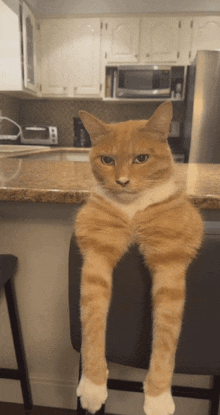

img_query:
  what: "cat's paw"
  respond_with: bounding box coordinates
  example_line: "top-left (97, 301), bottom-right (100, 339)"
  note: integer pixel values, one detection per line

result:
top-left (144, 390), bottom-right (175, 415)
top-left (77, 373), bottom-right (108, 414)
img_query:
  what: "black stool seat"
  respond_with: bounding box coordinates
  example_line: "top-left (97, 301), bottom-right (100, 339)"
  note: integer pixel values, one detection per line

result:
top-left (69, 233), bottom-right (220, 415)
top-left (0, 254), bottom-right (33, 414)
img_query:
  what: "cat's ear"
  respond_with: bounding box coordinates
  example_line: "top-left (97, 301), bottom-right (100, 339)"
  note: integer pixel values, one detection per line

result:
top-left (145, 101), bottom-right (173, 140)
top-left (79, 111), bottom-right (110, 145)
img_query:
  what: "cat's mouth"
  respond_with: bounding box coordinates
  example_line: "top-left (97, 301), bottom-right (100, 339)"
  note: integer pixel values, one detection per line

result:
top-left (112, 186), bottom-right (139, 195)
top-left (108, 186), bottom-right (143, 201)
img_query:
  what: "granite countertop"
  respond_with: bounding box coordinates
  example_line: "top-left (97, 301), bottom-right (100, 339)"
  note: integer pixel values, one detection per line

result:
top-left (0, 157), bottom-right (220, 209)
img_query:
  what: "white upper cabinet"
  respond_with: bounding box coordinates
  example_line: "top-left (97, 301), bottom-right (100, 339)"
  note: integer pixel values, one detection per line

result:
top-left (0, 0), bottom-right (38, 94)
top-left (101, 16), bottom-right (192, 66)
top-left (40, 19), bottom-right (72, 96)
top-left (140, 17), bottom-right (182, 63)
top-left (22, 1), bottom-right (37, 91)
top-left (0, 0), bottom-right (22, 91)
top-left (140, 17), bottom-right (192, 65)
top-left (40, 18), bottom-right (101, 97)
top-left (102, 18), bottom-right (139, 63)
top-left (190, 16), bottom-right (220, 62)
top-left (72, 18), bottom-right (101, 97)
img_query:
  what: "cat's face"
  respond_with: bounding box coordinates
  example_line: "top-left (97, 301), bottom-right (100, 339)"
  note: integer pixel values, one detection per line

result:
top-left (80, 102), bottom-right (174, 197)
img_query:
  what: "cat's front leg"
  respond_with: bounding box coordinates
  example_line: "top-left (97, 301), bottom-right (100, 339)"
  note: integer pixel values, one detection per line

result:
top-left (76, 249), bottom-right (115, 414)
top-left (77, 372), bottom-right (108, 414)
top-left (143, 263), bottom-right (187, 415)
top-left (144, 390), bottom-right (175, 415)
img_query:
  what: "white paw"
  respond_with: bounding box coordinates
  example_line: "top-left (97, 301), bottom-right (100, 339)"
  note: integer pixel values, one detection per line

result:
top-left (77, 374), bottom-right (108, 414)
top-left (144, 390), bottom-right (175, 415)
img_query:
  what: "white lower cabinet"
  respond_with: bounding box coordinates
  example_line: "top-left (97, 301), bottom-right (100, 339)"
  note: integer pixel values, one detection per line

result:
top-left (40, 17), bottom-right (101, 98)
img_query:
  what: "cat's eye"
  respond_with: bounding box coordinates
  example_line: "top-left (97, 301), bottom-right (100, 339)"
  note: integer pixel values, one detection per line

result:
top-left (133, 154), bottom-right (149, 164)
top-left (101, 156), bottom-right (115, 165)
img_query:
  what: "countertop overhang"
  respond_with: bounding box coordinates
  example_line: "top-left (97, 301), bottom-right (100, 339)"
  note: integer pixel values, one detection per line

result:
top-left (0, 158), bottom-right (220, 209)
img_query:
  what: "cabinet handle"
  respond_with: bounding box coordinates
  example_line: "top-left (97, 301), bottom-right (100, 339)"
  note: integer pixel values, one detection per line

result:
top-left (134, 54), bottom-right (138, 58)
top-left (146, 54), bottom-right (150, 57)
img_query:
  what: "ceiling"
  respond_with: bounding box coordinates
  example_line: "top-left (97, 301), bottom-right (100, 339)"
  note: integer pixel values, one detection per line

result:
top-left (25, 0), bottom-right (220, 17)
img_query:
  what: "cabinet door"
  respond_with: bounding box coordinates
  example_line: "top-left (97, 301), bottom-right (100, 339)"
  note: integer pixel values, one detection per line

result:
top-left (0, 0), bottom-right (22, 91)
top-left (22, 2), bottom-right (37, 91)
top-left (40, 19), bottom-right (72, 96)
top-left (140, 17), bottom-right (181, 63)
top-left (191, 17), bottom-right (220, 61)
top-left (102, 18), bottom-right (139, 63)
top-left (73, 18), bottom-right (101, 97)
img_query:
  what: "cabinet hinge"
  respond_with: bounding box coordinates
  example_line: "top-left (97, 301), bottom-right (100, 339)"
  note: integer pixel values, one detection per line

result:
top-left (189, 51), bottom-right (191, 59)
top-left (39, 84), bottom-right (42, 92)
top-left (105, 23), bottom-right (108, 30)
top-left (105, 52), bottom-right (107, 59)
top-left (100, 21), bottom-right (103, 29)
top-left (190, 20), bottom-right (193, 29)
top-left (177, 51), bottom-right (180, 59)
top-left (100, 83), bottom-right (102, 92)
top-left (37, 23), bottom-right (40, 31)
top-left (178, 21), bottom-right (181, 29)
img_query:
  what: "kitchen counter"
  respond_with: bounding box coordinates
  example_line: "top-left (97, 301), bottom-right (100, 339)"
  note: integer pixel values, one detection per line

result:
top-left (0, 157), bottom-right (220, 209)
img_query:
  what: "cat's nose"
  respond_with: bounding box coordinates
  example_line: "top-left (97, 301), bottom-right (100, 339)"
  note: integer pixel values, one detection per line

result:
top-left (116, 178), bottom-right (130, 187)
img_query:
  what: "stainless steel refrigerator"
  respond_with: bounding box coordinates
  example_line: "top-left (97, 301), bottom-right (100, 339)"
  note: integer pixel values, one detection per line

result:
top-left (184, 50), bottom-right (220, 163)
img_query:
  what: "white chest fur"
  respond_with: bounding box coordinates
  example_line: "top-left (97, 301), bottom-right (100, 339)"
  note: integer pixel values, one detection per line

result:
top-left (94, 178), bottom-right (177, 219)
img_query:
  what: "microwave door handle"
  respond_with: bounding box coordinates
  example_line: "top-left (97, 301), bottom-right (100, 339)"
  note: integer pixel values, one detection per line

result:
top-left (24, 127), bottom-right (48, 131)
top-left (117, 88), bottom-right (170, 97)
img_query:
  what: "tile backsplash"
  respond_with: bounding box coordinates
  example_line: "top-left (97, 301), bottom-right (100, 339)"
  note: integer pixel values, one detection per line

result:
top-left (0, 94), bottom-right (21, 124)
top-left (0, 94), bottom-right (186, 147)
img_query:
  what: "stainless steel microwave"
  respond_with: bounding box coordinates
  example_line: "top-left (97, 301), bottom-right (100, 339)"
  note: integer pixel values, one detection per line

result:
top-left (111, 65), bottom-right (186, 99)
top-left (20, 126), bottom-right (58, 145)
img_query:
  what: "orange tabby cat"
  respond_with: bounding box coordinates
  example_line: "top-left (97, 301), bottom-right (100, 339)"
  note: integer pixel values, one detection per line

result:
top-left (75, 102), bottom-right (203, 415)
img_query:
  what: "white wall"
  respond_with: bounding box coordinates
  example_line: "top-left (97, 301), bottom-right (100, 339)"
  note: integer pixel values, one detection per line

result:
top-left (27, 0), bottom-right (220, 16)
top-left (0, 201), bottom-right (219, 415)
top-left (0, 202), bottom-right (80, 409)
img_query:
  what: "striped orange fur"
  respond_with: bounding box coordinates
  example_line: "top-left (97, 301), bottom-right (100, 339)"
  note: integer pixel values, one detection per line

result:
top-left (75, 102), bottom-right (203, 415)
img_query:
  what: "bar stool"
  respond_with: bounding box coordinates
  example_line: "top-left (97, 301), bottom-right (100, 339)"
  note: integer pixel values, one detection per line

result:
top-left (69, 233), bottom-right (220, 415)
top-left (0, 255), bottom-right (33, 414)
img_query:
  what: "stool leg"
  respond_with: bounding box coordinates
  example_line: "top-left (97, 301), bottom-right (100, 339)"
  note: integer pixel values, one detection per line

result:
top-left (210, 376), bottom-right (220, 415)
top-left (4, 279), bottom-right (33, 414)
